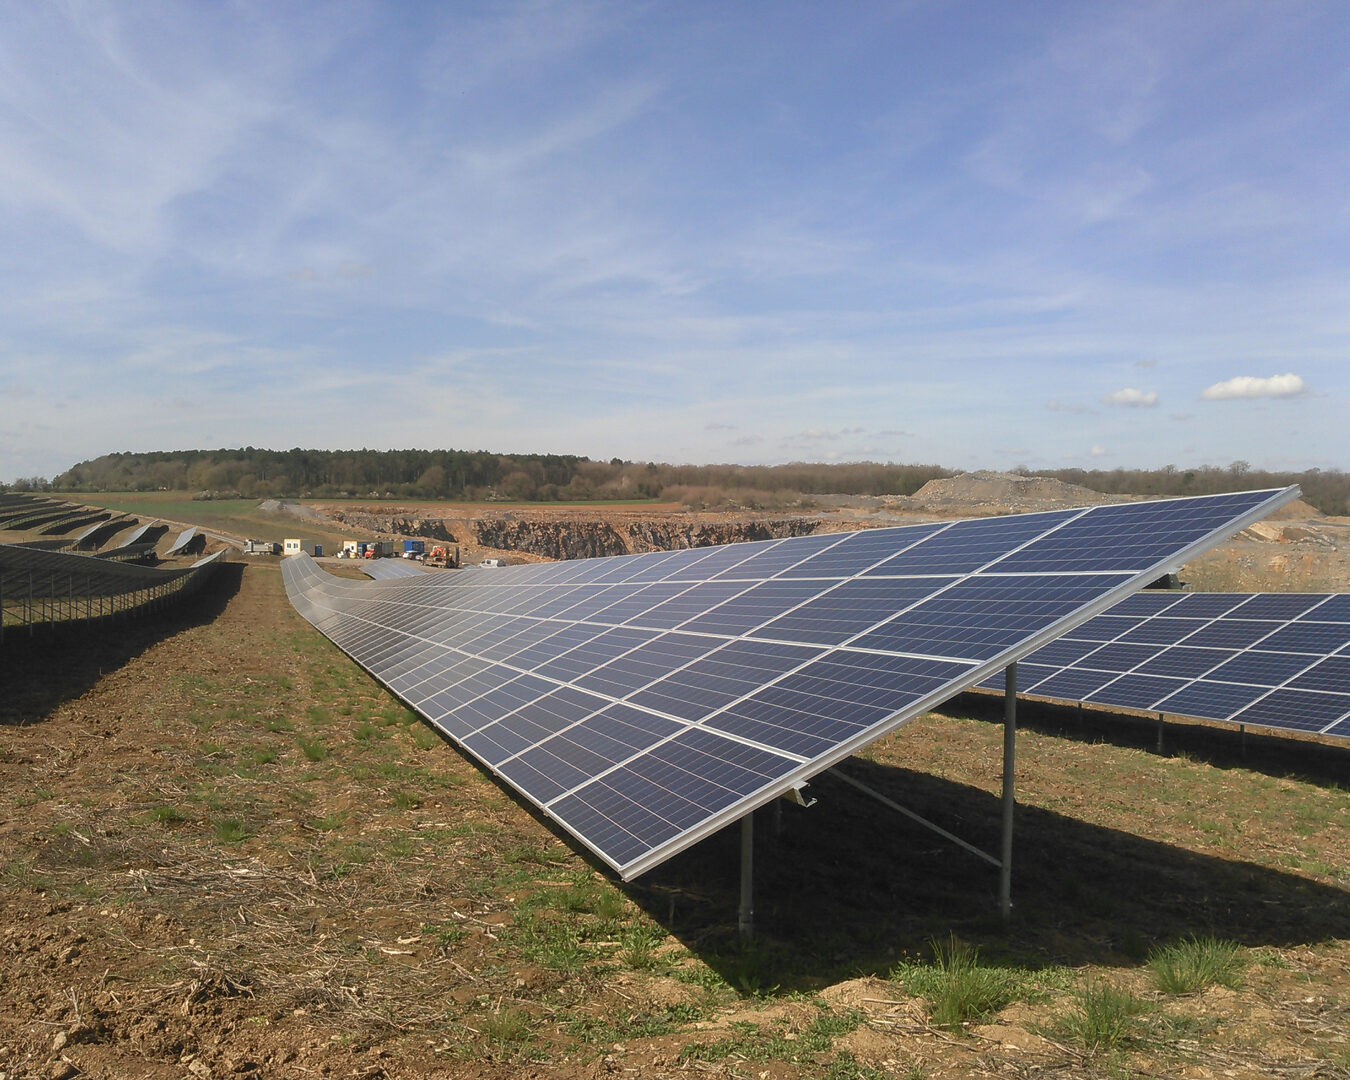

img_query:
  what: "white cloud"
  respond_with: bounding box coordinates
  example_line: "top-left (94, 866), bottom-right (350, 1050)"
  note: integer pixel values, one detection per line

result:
top-left (1101, 387), bottom-right (1158, 407)
top-left (1201, 373), bottom-right (1306, 401)
top-left (1090, 444), bottom-right (1109, 457)
top-left (1047, 399), bottom-right (1092, 414)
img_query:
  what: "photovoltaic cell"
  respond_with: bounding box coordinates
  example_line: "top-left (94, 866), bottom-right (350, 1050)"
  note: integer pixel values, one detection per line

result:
top-left (282, 487), bottom-right (1299, 878)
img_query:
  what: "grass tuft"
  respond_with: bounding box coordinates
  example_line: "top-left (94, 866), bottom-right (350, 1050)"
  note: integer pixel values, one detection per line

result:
top-left (214, 817), bottom-right (250, 844)
top-left (1047, 978), bottom-right (1149, 1054)
top-left (479, 1007), bottom-right (532, 1045)
top-left (297, 735), bottom-right (329, 762)
top-left (1148, 936), bottom-right (1247, 994)
top-left (892, 936), bottom-right (1020, 1032)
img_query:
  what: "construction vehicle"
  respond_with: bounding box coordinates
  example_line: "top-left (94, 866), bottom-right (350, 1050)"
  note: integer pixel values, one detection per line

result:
top-left (425, 544), bottom-right (460, 568)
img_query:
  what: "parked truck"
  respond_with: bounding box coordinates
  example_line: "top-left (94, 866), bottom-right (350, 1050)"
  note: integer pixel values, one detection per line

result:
top-left (363, 540), bottom-right (394, 559)
top-left (425, 544), bottom-right (460, 568)
top-left (243, 539), bottom-right (280, 555)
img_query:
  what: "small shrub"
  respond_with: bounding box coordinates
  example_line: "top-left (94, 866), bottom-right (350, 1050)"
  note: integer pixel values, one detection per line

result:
top-left (1149, 936), bottom-right (1247, 994)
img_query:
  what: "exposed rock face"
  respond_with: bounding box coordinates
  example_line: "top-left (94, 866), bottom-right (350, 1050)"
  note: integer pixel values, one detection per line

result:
top-left (625, 518), bottom-right (819, 552)
top-left (325, 510), bottom-right (458, 542)
top-left (473, 519), bottom-right (628, 560)
top-left (471, 517), bottom-right (822, 560)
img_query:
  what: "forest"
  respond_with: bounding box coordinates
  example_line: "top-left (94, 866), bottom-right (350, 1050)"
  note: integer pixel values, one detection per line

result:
top-left (6, 448), bottom-right (1348, 516)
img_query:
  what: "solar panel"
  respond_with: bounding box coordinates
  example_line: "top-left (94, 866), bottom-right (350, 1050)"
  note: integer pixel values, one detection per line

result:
top-left (984, 590), bottom-right (1350, 740)
top-left (165, 526), bottom-right (199, 555)
top-left (283, 487), bottom-right (1297, 879)
top-left (363, 560), bottom-right (429, 581)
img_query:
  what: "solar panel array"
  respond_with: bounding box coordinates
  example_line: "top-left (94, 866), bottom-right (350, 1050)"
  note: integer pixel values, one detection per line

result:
top-left (282, 487), bottom-right (1296, 879)
top-left (363, 560), bottom-right (429, 581)
top-left (980, 590), bottom-right (1350, 740)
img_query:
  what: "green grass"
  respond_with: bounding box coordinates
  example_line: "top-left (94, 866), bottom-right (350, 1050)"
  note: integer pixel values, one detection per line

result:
top-left (1044, 978), bottom-right (1149, 1054)
top-left (618, 925), bottom-right (664, 971)
top-left (477, 1008), bottom-right (534, 1047)
top-left (145, 804), bottom-right (188, 825)
top-left (565, 1003), bottom-right (702, 1043)
top-left (679, 1006), bottom-right (866, 1067)
top-left (1148, 936), bottom-right (1247, 994)
top-left (890, 936), bottom-right (1066, 1032)
top-left (297, 735), bottom-right (329, 762)
top-left (214, 817), bottom-right (250, 843)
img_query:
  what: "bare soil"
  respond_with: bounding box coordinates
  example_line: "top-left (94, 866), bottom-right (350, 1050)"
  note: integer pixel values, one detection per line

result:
top-left (3, 488), bottom-right (1348, 1079)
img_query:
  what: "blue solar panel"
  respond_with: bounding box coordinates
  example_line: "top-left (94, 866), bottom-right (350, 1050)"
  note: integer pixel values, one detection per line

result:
top-left (1306, 595), bottom-right (1350, 623)
top-left (1006, 591), bottom-right (1350, 740)
top-left (1133, 646), bottom-right (1231, 679)
top-left (862, 511), bottom-right (1076, 576)
top-left (1085, 673), bottom-right (1186, 711)
top-left (1206, 651), bottom-right (1317, 686)
top-left (1153, 680), bottom-right (1267, 722)
top-left (1288, 656), bottom-right (1350, 694)
top-left (1116, 618), bottom-right (1209, 645)
top-left (283, 487), bottom-right (1300, 878)
top-left (1232, 689), bottom-right (1350, 733)
top-left (1075, 641), bottom-right (1164, 672)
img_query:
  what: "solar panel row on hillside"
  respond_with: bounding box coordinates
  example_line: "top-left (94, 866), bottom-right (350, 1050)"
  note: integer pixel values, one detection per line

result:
top-left (283, 487), bottom-right (1296, 879)
top-left (980, 591), bottom-right (1350, 739)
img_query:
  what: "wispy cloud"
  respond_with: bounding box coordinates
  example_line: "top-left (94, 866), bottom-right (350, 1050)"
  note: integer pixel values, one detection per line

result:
top-left (0, 4), bottom-right (1345, 479)
top-left (1102, 387), bottom-right (1159, 407)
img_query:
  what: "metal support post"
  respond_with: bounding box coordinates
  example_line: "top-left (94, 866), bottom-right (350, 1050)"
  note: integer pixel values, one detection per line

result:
top-left (1156, 713), bottom-right (1165, 754)
top-left (738, 813), bottom-right (754, 939)
top-left (999, 661), bottom-right (1017, 922)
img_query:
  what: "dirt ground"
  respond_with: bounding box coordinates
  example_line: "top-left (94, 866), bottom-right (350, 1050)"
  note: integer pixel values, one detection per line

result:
top-left (3, 484), bottom-right (1349, 1079)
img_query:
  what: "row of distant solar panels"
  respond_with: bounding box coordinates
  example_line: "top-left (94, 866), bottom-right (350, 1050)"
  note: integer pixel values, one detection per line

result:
top-left (980, 591), bottom-right (1350, 739)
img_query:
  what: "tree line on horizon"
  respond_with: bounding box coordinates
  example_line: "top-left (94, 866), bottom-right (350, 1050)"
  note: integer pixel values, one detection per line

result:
top-left (6, 447), bottom-right (1347, 516)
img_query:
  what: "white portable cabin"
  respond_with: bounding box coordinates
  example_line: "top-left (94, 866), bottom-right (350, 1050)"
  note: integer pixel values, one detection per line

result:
top-left (283, 538), bottom-right (317, 556)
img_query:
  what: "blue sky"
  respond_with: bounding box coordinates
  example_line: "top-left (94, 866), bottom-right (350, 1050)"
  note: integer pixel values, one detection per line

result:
top-left (2, 1), bottom-right (1347, 482)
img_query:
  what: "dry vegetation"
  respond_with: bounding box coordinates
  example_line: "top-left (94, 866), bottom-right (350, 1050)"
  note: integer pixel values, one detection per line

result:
top-left (3, 482), bottom-right (1349, 1079)
top-left (2, 552), bottom-right (1348, 1079)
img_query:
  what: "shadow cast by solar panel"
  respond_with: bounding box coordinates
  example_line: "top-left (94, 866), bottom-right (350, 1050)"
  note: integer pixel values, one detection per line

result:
top-left (948, 691), bottom-right (1350, 791)
top-left (621, 759), bottom-right (1350, 992)
top-left (0, 562), bottom-right (245, 727)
